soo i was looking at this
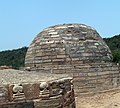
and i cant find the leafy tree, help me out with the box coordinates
[103,34,120,63]
[112,50,120,63]
[0,47,28,69]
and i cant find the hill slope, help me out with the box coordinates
[0,47,28,69]
[103,34,120,63]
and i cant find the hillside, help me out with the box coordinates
[0,47,28,69]
[0,35,120,69]
[103,34,120,63]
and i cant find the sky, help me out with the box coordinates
[0,0,120,51]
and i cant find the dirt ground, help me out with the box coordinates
[76,89,120,108]
[0,69,69,84]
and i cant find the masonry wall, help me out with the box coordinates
[72,63,120,94]
[0,77,75,108]
[31,62,119,95]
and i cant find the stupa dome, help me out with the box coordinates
[25,23,112,69]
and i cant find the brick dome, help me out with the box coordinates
[25,23,112,69]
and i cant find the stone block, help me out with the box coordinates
[12,84,26,101]
[23,83,40,100]
[51,35,60,38]
[0,85,9,103]
[0,101,34,108]
[57,55,66,58]
[34,95,63,108]
[42,59,51,63]
[39,82,50,98]
[49,32,58,35]
[53,59,65,62]
[8,85,14,102]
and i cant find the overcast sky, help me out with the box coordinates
[0,0,120,51]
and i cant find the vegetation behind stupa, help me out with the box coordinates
[103,34,120,63]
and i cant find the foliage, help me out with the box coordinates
[103,34,120,63]
[0,47,28,69]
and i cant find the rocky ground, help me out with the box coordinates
[0,69,69,85]
[76,89,120,108]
